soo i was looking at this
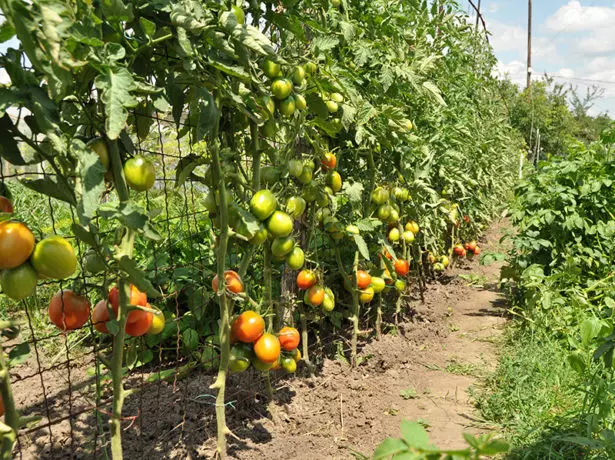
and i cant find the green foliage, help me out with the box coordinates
[490,124,615,457]
[354,420,508,459]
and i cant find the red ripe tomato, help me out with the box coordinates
[231,311,265,343]
[253,333,281,364]
[453,244,465,256]
[321,152,337,170]
[108,284,148,322]
[356,270,372,290]
[466,241,477,252]
[0,196,13,214]
[212,270,244,294]
[473,246,481,255]
[278,326,300,351]
[382,249,393,260]
[48,290,91,331]
[92,300,111,334]
[296,270,317,290]
[394,259,410,277]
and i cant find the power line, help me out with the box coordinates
[548,74,615,86]
[542,0,599,47]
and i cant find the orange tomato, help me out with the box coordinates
[48,290,91,331]
[92,300,111,334]
[356,270,372,290]
[0,221,35,270]
[305,285,325,307]
[473,246,481,255]
[212,270,244,294]
[278,326,300,351]
[253,333,281,364]
[108,284,148,323]
[125,308,153,337]
[231,311,265,343]
[296,269,317,290]
[394,259,409,277]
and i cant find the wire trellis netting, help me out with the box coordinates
[0,105,304,458]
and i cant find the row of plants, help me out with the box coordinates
[483,126,615,457]
[0,0,520,457]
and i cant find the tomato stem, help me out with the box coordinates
[0,328,19,459]
[208,133,232,459]
[107,139,135,460]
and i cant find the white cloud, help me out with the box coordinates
[577,28,615,56]
[487,20,557,62]
[545,1,615,33]
[558,68,575,78]
[494,60,527,86]
[487,3,499,14]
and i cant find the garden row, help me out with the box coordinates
[0,0,521,457]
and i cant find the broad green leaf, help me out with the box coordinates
[118,256,161,298]
[400,420,430,449]
[182,328,199,351]
[8,343,30,367]
[101,0,134,21]
[95,67,138,140]
[0,21,16,43]
[75,140,106,225]
[373,438,408,459]
[0,114,28,165]
[353,234,370,260]
[422,81,446,106]
[21,177,76,204]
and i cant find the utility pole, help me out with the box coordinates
[526,0,532,89]
[475,0,481,30]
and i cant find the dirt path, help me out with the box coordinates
[228,221,510,459]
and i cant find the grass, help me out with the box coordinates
[473,326,586,459]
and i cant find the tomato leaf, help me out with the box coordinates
[101,0,134,21]
[8,343,30,367]
[21,177,76,205]
[182,328,199,351]
[71,223,98,247]
[75,140,106,225]
[0,114,29,165]
[0,20,16,43]
[400,420,430,449]
[372,437,408,459]
[352,234,370,261]
[95,67,138,140]
[118,256,161,299]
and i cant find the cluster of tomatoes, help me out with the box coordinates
[296,269,335,311]
[90,284,164,337]
[229,311,301,374]
[0,196,78,302]
[453,240,482,259]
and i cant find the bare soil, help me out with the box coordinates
[11,220,510,459]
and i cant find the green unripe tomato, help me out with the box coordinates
[229,344,252,373]
[281,356,297,373]
[371,277,386,294]
[371,187,389,205]
[251,355,274,372]
[287,159,303,178]
[87,138,110,171]
[388,227,400,242]
[326,171,342,193]
[231,5,245,24]
[286,196,307,218]
[395,279,406,293]
[250,189,277,221]
[330,92,344,103]
[322,287,335,312]
[267,211,294,237]
[1,264,37,300]
[124,156,155,191]
[305,62,317,74]
[84,251,106,275]
[279,96,296,117]
[292,66,306,86]
[387,209,400,224]
[286,247,305,270]
[316,207,331,223]
[298,167,313,185]
[316,191,329,208]
[331,0,341,7]
[261,166,280,185]
[271,78,293,100]
[295,94,307,110]
[326,100,339,113]
[263,120,277,139]
[250,225,269,245]
[204,190,218,213]
[402,230,415,243]
[262,58,281,79]
[346,224,360,235]
[271,236,295,258]
[303,184,318,202]
[377,204,392,221]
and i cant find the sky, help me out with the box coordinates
[464,0,615,115]
[2,2,615,115]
